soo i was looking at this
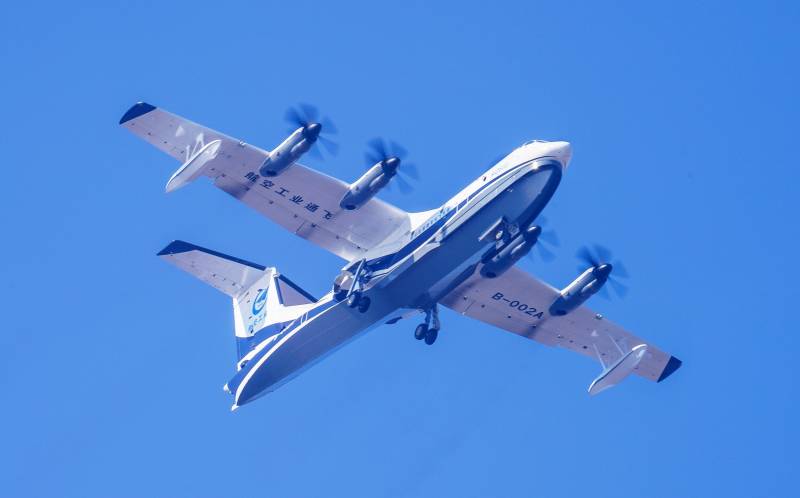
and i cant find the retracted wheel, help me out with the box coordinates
[414,323,428,340]
[424,328,439,345]
[334,289,348,301]
[357,296,371,313]
[347,291,361,308]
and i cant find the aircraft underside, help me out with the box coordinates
[228,160,564,406]
[124,101,681,410]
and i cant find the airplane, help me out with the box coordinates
[119,102,681,410]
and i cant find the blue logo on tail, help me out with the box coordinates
[252,289,268,315]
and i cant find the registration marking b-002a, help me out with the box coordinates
[491,292,545,319]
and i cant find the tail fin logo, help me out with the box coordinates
[252,289,268,315]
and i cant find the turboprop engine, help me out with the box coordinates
[549,245,629,316]
[549,265,612,316]
[340,157,399,210]
[259,104,337,177]
[259,124,320,177]
[480,225,543,278]
[339,138,418,210]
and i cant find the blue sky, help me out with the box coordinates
[1,1,798,496]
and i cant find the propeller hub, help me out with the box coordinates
[595,263,613,279]
[303,122,322,141]
[383,156,400,172]
[524,225,542,241]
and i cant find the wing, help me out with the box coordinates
[440,266,681,386]
[119,102,411,261]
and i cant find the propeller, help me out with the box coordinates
[526,215,560,262]
[365,138,419,194]
[284,103,339,157]
[576,244,629,298]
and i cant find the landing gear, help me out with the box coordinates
[424,328,438,345]
[338,259,371,313]
[415,305,441,345]
[347,291,361,308]
[346,291,371,313]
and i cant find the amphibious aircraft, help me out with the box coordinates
[119,102,681,410]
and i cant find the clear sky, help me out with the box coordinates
[1,1,798,497]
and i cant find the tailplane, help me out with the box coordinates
[157,240,317,360]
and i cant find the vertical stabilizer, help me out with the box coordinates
[230,268,318,359]
[158,240,318,361]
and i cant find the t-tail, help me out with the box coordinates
[157,241,318,405]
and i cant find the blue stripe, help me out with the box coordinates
[367,211,455,271]
[366,161,531,271]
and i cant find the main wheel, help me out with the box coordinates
[424,328,439,345]
[414,323,428,340]
[347,291,361,308]
[357,296,371,313]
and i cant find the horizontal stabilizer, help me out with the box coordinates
[157,240,318,305]
[157,240,266,297]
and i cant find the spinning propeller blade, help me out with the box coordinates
[284,103,339,158]
[365,138,420,194]
[576,244,630,298]
[527,215,560,263]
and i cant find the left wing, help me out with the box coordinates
[440,266,681,389]
[119,102,411,261]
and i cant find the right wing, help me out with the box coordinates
[440,266,681,386]
[119,102,411,261]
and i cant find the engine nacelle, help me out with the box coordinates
[549,264,612,316]
[339,158,399,210]
[259,123,321,177]
[480,225,542,278]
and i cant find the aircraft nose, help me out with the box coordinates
[552,141,572,168]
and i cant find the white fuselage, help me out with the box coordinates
[230,141,572,407]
